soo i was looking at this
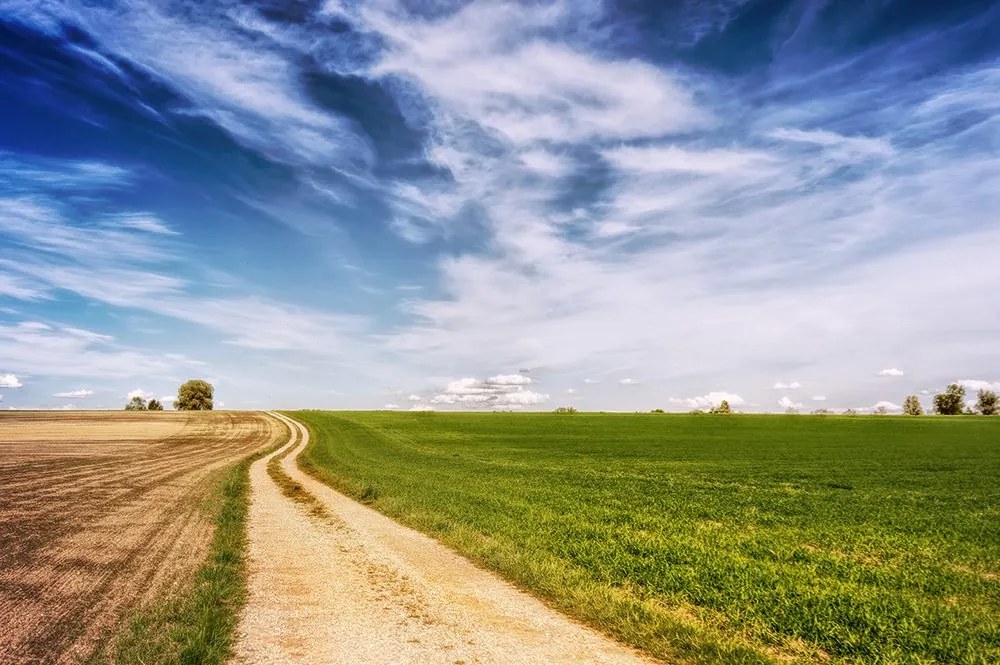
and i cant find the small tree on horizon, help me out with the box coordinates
[147,399,164,411]
[124,395,147,411]
[174,379,214,411]
[553,406,577,414]
[976,389,998,415]
[710,400,732,414]
[902,395,923,416]
[934,384,965,415]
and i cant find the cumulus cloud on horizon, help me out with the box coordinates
[670,391,745,410]
[778,396,803,411]
[429,375,549,408]
[956,379,1000,392]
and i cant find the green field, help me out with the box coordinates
[293,411,1000,664]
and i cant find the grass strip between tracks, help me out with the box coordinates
[87,420,288,665]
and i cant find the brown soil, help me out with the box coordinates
[0,410,281,664]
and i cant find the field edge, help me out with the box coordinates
[85,415,289,665]
[289,411,778,665]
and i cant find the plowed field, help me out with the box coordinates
[0,411,281,664]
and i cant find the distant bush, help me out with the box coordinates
[843,408,858,416]
[124,396,147,411]
[902,395,923,416]
[710,400,732,414]
[175,379,214,411]
[934,384,965,415]
[553,406,577,414]
[147,399,164,411]
[976,389,998,415]
[812,408,833,415]
[650,408,664,414]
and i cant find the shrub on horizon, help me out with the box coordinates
[902,395,924,416]
[976,389,998,415]
[124,395,147,411]
[175,379,214,411]
[934,384,965,415]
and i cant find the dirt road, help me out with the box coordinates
[0,411,281,663]
[234,412,652,664]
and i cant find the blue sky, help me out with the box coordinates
[0,0,997,412]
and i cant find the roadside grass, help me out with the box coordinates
[293,411,1000,664]
[267,441,330,520]
[87,430,286,664]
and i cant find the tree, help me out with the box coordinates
[934,384,965,415]
[976,389,998,415]
[902,395,923,416]
[553,406,577,414]
[812,408,832,415]
[710,400,732,414]
[873,404,889,415]
[147,399,164,411]
[842,408,858,416]
[124,395,147,411]
[174,379,214,411]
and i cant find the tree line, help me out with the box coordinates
[124,379,214,411]
[552,385,999,415]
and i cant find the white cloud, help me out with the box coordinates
[160,395,176,405]
[105,213,179,236]
[877,368,905,377]
[127,388,152,400]
[583,378,600,384]
[0,321,192,380]
[773,381,802,389]
[487,374,533,386]
[812,395,827,401]
[566,388,578,394]
[0,373,23,388]
[409,404,435,412]
[670,392,745,409]
[429,374,549,408]
[956,379,1000,392]
[769,128,893,158]
[369,4,704,146]
[383,403,400,409]
[872,400,902,412]
[619,378,641,385]
[778,396,803,410]
[604,145,771,175]
[407,393,423,401]
[53,389,94,399]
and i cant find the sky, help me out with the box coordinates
[0,0,997,412]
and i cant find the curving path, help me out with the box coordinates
[233,411,653,665]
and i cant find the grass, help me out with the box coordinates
[268,443,330,519]
[293,411,1000,664]
[88,439,283,664]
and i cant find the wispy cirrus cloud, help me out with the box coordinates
[0,0,996,411]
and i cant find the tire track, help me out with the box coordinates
[235,412,653,665]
